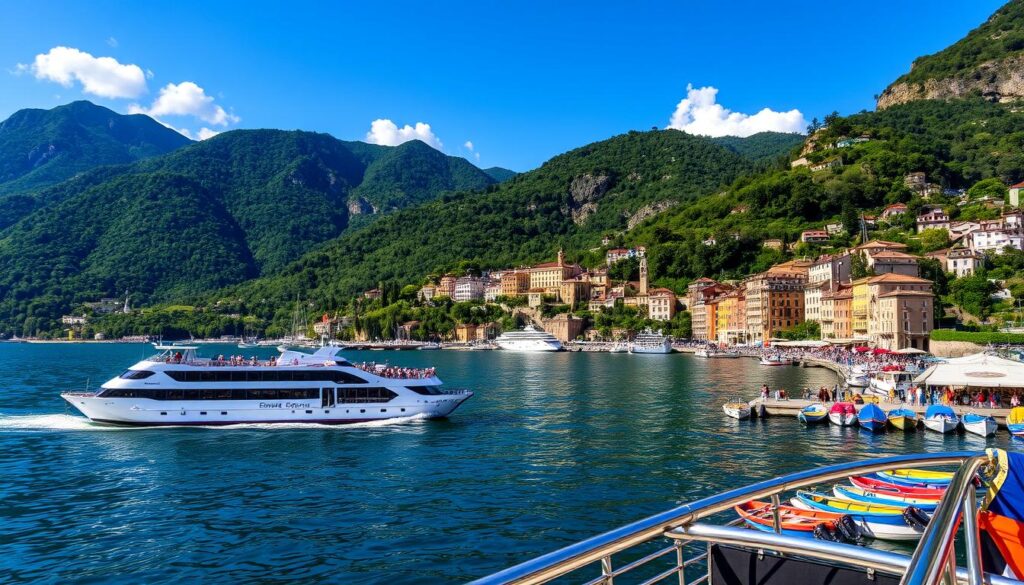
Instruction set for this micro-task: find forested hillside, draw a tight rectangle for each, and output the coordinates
[216,130,785,311]
[0,101,191,227]
[877,0,1024,108]
[0,127,499,331]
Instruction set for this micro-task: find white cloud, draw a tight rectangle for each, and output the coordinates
[106,37,118,48]
[196,128,220,140]
[24,46,147,99]
[365,119,443,150]
[463,140,480,161]
[667,84,806,137]
[130,81,239,126]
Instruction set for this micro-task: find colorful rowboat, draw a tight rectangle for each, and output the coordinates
[1008,406,1024,439]
[791,491,927,541]
[877,469,953,486]
[923,405,959,434]
[798,403,828,424]
[857,403,887,432]
[849,475,945,499]
[962,412,997,438]
[887,407,917,431]
[733,501,859,541]
[828,402,857,426]
[832,484,939,511]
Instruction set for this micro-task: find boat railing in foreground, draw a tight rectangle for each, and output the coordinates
[470,451,1018,585]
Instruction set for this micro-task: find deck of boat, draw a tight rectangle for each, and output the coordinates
[758,398,1013,427]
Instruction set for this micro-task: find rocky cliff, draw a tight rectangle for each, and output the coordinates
[877,54,1024,110]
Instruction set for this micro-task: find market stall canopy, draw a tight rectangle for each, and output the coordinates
[913,353,1024,388]
[893,347,928,355]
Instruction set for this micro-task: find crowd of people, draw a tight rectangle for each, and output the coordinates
[353,362,437,379]
[742,345,1023,409]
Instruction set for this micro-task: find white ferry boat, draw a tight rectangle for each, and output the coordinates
[493,325,562,352]
[60,345,472,426]
[629,329,672,354]
[867,369,918,397]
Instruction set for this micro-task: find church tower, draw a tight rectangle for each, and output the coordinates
[557,248,565,267]
[639,256,648,296]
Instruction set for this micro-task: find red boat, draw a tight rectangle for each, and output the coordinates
[734,500,860,542]
[850,475,945,499]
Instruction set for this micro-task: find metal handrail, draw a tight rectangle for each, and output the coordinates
[900,455,990,585]
[669,523,1019,585]
[470,451,977,585]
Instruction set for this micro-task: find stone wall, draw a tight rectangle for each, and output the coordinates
[929,339,986,358]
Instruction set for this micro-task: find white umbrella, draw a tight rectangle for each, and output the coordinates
[893,347,928,355]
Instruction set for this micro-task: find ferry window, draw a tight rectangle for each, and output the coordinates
[407,386,441,395]
[201,389,219,400]
[119,370,155,380]
[167,389,184,400]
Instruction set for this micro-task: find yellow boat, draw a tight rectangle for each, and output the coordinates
[1008,406,1024,438]
[879,468,953,485]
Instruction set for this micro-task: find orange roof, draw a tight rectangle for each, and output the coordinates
[649,288,676,296]
[1011,181,1024,189]
[878,290,934,298]
[870,251,919,259]
[857,240,908,251]
[866,273,932,284]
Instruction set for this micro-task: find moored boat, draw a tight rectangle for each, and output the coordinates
[828,402,857,426]
[628,329,672,354]
[791,491,928,541]
[832,484,940,512]
[722,399,751,420]
[798,403,828,424]
[849,475,945,499]
[962,412,997,437]
[758,355,789,366]
[733,500,860,541]
[494,325,562,352]
[845,365,870,387]
[877,468,953,486]
[923,404,959,434]
[1008,406,1024,439]
[887,407,917,431]
[857,403,887,432]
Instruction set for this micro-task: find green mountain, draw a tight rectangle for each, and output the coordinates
[711,133,804,165]
[482,166,518,182]
[0,127,502,330]
[346,140,495,213]
[878,0,1024,109]
[216,129,775,310]
[0,101,191,205]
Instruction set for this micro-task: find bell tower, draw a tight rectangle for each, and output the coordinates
[639,256,648,296]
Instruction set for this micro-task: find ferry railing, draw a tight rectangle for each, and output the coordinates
[469,451,1004,585]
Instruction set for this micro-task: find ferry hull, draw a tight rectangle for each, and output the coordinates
[62,393,472,427]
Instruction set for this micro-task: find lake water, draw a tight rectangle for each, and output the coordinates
[0,343,1017,584]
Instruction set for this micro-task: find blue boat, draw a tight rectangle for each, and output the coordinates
[831,484,939,512]
[857,403,887,432]
[791,491,926,541]
[797,403,828,424]
[886,407,917,431]
[1008,406,1024,439]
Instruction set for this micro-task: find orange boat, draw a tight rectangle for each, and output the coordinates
[734,500,860,541]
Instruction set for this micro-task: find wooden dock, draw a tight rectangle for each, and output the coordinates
[758,398,1013,427]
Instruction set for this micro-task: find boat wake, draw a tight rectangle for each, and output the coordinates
[0,412,434,432]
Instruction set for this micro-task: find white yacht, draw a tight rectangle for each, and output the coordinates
[629,329,672,354]
[60,345,472,426]
[493,325,562,352]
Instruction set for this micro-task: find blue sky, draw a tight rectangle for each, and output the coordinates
[0,0,1008,171]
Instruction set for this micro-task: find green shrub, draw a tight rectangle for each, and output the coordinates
[930,329,1024,344]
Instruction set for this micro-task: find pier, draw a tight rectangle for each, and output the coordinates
[757,398,1013,427]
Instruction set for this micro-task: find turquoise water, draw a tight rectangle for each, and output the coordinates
[0,343,1016,584]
